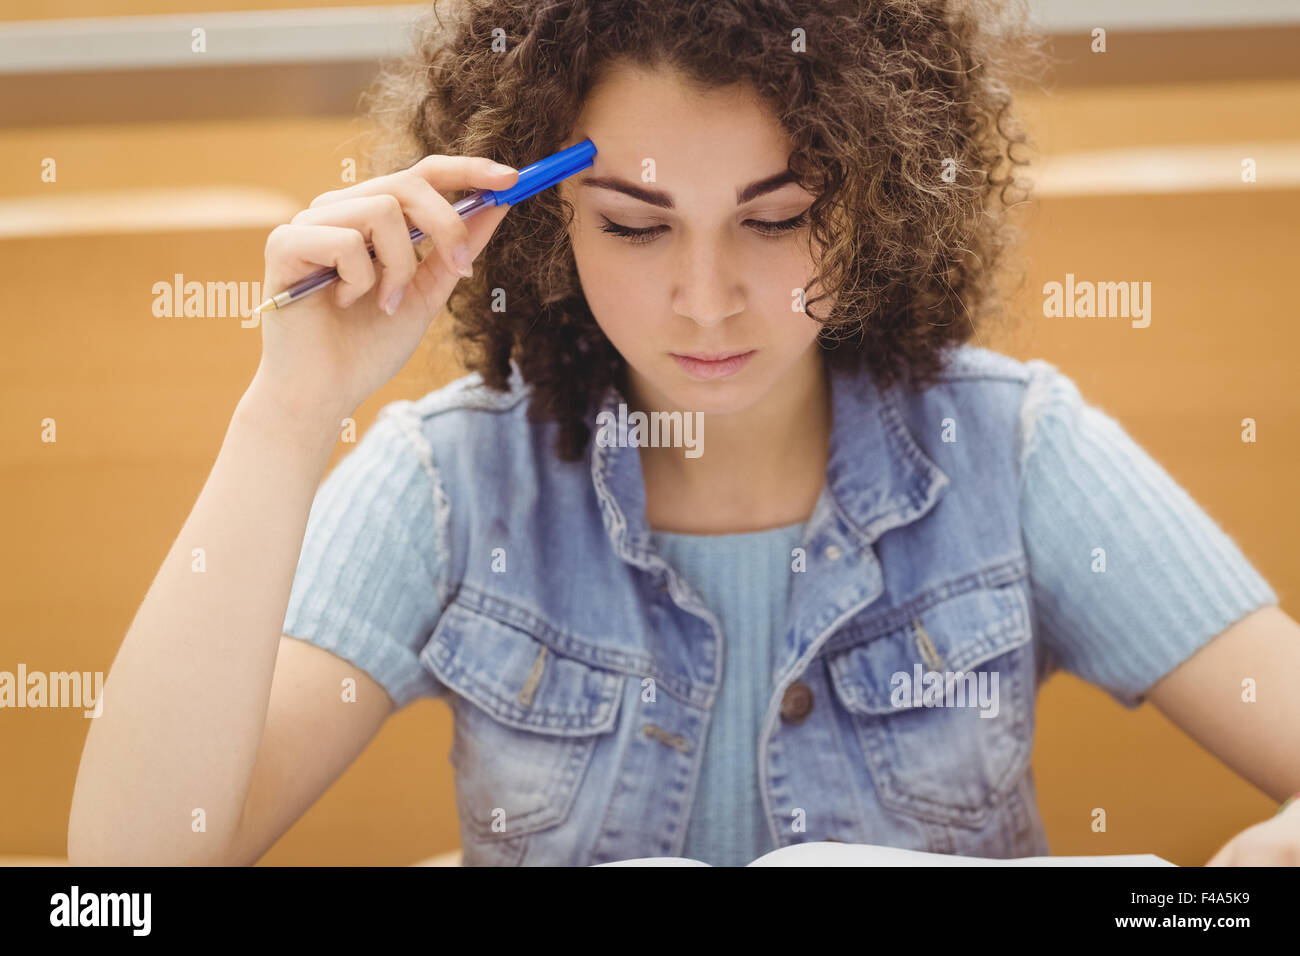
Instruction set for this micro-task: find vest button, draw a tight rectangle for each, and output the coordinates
[780,681,814,723]
[823,544,842,561]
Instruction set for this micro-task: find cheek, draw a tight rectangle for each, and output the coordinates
[772,308,825,358]
[753,254,825,341]
[570,232,658,352]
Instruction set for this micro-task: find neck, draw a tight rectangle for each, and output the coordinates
[631,347,833,534]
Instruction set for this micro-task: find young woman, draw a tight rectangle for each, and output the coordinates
[70,0,1300,867]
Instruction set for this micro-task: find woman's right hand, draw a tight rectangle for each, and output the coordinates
[251,154,518,424]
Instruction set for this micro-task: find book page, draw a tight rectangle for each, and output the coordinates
[592,857,712,866]
[747,842,1176,866]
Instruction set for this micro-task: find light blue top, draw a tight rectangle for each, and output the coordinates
[650,521,806,867]
[282,348,1279,865]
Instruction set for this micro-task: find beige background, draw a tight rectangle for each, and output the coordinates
[1,5,1297,865]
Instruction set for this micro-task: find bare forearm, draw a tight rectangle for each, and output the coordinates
[68,377,342,865]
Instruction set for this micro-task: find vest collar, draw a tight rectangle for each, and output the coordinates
[587,359,949,566]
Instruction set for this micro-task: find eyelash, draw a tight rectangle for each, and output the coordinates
[597,210,809,244]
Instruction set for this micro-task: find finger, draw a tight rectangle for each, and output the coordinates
[409,198,513,307]
[407,153,520,195]
[308,157,518,271]
[291,194,419,313]
[265,223,376,309]
[312,155,518,205]
[306,174,457,282]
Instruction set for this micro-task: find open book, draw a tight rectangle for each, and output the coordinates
[593,841,1175,866]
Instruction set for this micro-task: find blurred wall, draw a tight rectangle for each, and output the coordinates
[1,6,1297,866]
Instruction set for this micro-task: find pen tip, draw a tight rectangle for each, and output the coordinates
[253,299,274,314]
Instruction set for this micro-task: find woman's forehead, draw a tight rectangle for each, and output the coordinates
[563,88,796,202]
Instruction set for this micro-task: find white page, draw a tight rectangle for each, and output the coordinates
[593,857,711,866]
[592,842,1176,866]
[746,842,1176,866]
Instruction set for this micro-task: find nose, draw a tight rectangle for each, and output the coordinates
[670,234,744,329]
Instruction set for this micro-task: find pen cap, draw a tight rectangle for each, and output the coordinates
[491,139,596,206]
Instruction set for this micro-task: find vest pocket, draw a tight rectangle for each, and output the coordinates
[823,580,1035,829]
[420,598,624,853]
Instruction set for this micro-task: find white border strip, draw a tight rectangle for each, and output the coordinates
[3,1,1299,76]
[1029,0,1300,34]
[0,186,302,237]
[1032,142,1300,196]
[0,4,428,74]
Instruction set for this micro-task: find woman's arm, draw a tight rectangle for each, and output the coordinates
[223,634,397,867]
[68,384,362,865]
[1014,359,1297,862]
[67,154,516,865]
[1145,604,1300,803]
[1145,603,1300,865]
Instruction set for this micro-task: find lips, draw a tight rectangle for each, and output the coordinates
[670,349,756,380]
[675,350,751,362]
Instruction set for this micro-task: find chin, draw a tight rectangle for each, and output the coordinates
[621,354,768,416]
[662,378,763,417]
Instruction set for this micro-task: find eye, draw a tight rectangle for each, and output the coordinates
[597,210,809,244]
[746,210,809,237]
[597,216,666,244]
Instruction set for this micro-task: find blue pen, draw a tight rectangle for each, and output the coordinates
[253,138,597,313]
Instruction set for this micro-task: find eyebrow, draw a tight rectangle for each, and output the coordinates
[577,169,799,209]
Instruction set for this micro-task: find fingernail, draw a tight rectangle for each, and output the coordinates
[488,162,516,176]
[453,244,473,277]
[382,287,404,314]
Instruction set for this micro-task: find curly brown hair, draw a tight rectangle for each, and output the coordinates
[362,0,1044,462]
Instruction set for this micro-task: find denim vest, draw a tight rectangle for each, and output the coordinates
[407,344,1051,865]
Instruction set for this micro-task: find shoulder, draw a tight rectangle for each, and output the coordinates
[318,363,541,505]
[372,361,538,451]
[931,344,1034,385]
[893,345,1041,441]
[928,345,1088,406]
[379,363,532,430]
[364,361,567,493]
[930,345,1096,448]
[899,345,1036,428]
[898,345,1103,474]
[926,344,1088,409]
